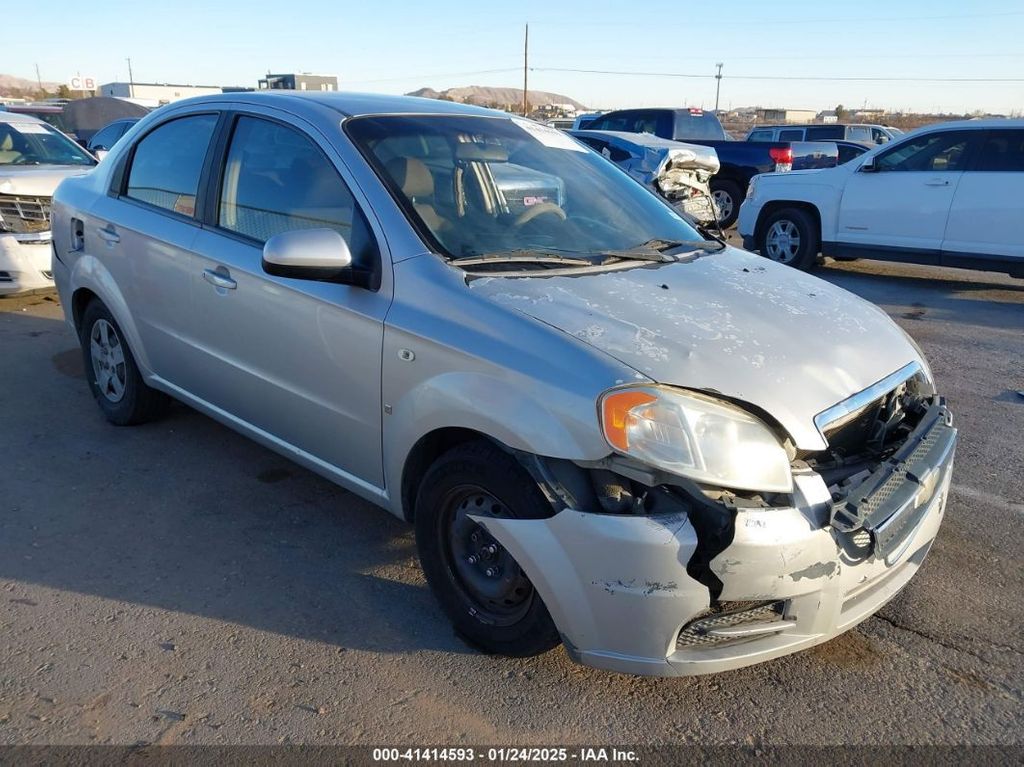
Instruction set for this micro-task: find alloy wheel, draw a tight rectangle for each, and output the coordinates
[765,219,801,264]
[89,319,127,403]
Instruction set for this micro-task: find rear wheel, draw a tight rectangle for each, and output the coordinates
[414,440,560,657]
[758,208,820,270]
[710,179,742,228]
[79,300,167,425]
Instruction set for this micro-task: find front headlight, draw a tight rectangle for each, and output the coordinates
[599,386,793,493]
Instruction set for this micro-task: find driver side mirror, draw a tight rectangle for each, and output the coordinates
[859,156,878,173]
[262,228,369,286]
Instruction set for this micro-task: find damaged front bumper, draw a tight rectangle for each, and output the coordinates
[475,406,956,677]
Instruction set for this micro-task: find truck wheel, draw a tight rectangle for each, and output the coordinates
[711,179,742,228]
[79,299,168,425]
[414,440,560,657]
[758,208,820,270]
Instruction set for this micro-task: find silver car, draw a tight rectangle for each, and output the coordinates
[51,93,956,677]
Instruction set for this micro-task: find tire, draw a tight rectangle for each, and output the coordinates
[710,179,742,229]
[414,440,560,657]
[79,299,167,426]
[758,207,820,270]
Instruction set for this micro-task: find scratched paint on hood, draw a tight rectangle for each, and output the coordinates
[470,246,918,450]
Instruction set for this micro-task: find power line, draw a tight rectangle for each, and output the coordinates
[346,67,521,85]
[532,67,1024,83]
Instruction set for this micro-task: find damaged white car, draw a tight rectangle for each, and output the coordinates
[51,93,956,676]
[570,129,721,229]
[1,111,96,295]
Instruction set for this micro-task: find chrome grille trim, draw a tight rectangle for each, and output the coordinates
[0,194,53,235]
[813,361,921,443]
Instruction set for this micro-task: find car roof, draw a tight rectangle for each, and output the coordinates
[164,90,501,119]
[0,110,47,125]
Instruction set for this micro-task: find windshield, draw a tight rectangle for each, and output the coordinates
[346,114,704,260]
[0,120,96,167]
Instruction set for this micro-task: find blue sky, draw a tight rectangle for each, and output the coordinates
[5,0,1023,113]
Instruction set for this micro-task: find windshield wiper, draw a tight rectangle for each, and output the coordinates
[626,238,726,254]
[451,249,594,268]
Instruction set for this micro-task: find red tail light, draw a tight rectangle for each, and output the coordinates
[769,146,793,165]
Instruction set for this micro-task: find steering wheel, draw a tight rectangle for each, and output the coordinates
[513,202,567,228]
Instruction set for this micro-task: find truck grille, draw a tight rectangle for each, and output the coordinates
[0,195,52,235]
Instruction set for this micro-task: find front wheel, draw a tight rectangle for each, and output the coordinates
[414,440,560,657]
[758,208,820,270]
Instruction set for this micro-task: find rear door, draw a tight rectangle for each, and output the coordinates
[184,109,390,487]
[87,112,220,380]
[942,128,1024,262]
[836,129,980,254]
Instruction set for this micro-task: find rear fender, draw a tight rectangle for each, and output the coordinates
[68,254,153,375]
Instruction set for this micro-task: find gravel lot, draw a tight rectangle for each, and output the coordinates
[1,256,1022,747]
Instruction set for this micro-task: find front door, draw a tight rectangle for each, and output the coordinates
[184,113,389,488]
[836,129,979,254]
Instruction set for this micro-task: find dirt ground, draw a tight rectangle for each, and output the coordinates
[0,256,1022,746]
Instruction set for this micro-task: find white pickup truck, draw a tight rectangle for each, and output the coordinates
[738,119,1024,278]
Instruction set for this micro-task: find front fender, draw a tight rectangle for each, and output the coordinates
[383,370,609,517]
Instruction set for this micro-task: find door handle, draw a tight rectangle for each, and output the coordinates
[924,178,950,187]
[97,226,120,243]
[202,268,237,290]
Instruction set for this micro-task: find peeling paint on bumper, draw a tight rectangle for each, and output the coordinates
[474,456,954,677]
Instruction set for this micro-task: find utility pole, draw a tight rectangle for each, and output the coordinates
[714,62,723,114]
[126,57,135,98]
[522,24,529,117]
[35,63,43,92]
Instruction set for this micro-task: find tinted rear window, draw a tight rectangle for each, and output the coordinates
[806,126,844,140]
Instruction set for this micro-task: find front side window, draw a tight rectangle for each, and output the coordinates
[748,130,774,142]
[125,114,218,215]
[0,121,96,167]
[217,116,376,265]
[974,130,1024,172]
[874,130,975,172]
[347,114,704,260]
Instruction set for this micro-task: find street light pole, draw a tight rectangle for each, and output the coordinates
[126,57,135,98]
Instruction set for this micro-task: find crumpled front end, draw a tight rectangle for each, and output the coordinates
[475,381,956,676]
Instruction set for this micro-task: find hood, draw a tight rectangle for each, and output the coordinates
[469,247,919,450]
[0,166,93,197]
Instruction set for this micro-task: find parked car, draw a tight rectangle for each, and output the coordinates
[572,112,605,130]
[739,119,1024,276]
[584,108,838,227]
[52,93,956,677]
[87,118,140,158]
[571,129,721,227]
[0,103,73,137]
[747,123,900,146]
[544,118,575,131]
[0,112,96,295]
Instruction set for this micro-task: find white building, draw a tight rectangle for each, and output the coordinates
[98,82,222,105]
